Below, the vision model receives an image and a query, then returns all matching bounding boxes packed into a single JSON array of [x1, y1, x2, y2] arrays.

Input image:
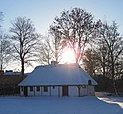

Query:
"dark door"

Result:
[[24, 86, 28, 96], [62, 85, 68, 96]]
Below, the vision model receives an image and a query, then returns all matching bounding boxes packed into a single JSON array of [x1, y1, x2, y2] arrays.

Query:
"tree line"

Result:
[[0, 8, 123, 95]]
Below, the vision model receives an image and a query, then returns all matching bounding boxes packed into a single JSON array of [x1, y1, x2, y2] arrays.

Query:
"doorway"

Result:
[[62, 85, 68, 96], [24, 86, 28, 96]]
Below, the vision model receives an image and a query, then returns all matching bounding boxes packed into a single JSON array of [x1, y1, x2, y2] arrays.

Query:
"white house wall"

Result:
[[20, 91, 23, 96], [82, 86, 88, 96], [51, 86, 59, 96], [69, 86, 88, 97], [20, 87, 24, 96], [22, 86, 60, 96], [87, 86, 95, 95], [42, 87, 50, 96], [20, 85, 95, 97], [28, 87, 34, 96], [69, 86, 78, 96], [34, 87, 41, 96]]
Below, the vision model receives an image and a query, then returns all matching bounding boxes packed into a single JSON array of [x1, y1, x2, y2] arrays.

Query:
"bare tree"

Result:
[[0, 12, 11, 70], [37, 37, 53, 65], [0, 33, 11, 70], [98, 21, 123, 95], [49, 28, 63, 63], [96, 39, 110, 78], [10, 17, 39, 77], [83, 48, 99, 76], [37, 34, 62, 65], [50, 8, 99, 63]]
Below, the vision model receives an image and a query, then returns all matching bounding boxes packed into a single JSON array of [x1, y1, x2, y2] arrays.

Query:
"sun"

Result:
[[61, 48, 75, 63]]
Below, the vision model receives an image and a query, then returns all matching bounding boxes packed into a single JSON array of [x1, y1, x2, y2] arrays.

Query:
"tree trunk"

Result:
[[102, 64, 106, 77], [21, 59, 24, 79], [55, 49, 58, 63], [113, 78, 119, 96], [76, 41, 81, 64], [0, 64, 2, 70], [111, 55, 118, 96]]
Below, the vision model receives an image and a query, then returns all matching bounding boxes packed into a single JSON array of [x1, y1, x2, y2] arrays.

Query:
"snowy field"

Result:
[[0, 96, 123, 114]]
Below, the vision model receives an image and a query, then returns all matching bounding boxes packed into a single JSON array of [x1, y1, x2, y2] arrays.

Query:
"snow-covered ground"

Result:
[[0, 96, 122, 114], [98, 96, 123, 108]]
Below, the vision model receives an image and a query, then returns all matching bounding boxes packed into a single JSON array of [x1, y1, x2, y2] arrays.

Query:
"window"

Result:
[[44, 86, 48, 92], [30, 86, 33, 91], [88, 80, 92, 85], [37, 86, 40, 91]]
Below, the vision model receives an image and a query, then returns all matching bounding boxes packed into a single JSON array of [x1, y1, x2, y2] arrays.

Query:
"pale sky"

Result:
[[0, 0, 123, 72], [0, 0, 123, 35]]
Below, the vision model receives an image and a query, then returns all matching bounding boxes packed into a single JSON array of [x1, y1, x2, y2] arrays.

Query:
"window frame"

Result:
[[36, 86, 40, 91], [88, 80, 92, 85], [43, 86, 48, 92], [30, 86, 33, 91]]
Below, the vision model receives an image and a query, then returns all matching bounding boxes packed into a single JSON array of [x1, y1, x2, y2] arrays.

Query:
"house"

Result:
[[0, 70, 29, 76], [18, 63, 97, 97], [4, 70, 21, 76]]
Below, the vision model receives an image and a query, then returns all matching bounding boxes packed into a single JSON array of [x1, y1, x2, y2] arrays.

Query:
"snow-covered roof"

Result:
[[19, 63, 97, 86]]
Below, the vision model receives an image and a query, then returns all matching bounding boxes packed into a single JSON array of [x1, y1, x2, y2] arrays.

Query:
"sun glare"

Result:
[[61, 48, 75, 63]]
